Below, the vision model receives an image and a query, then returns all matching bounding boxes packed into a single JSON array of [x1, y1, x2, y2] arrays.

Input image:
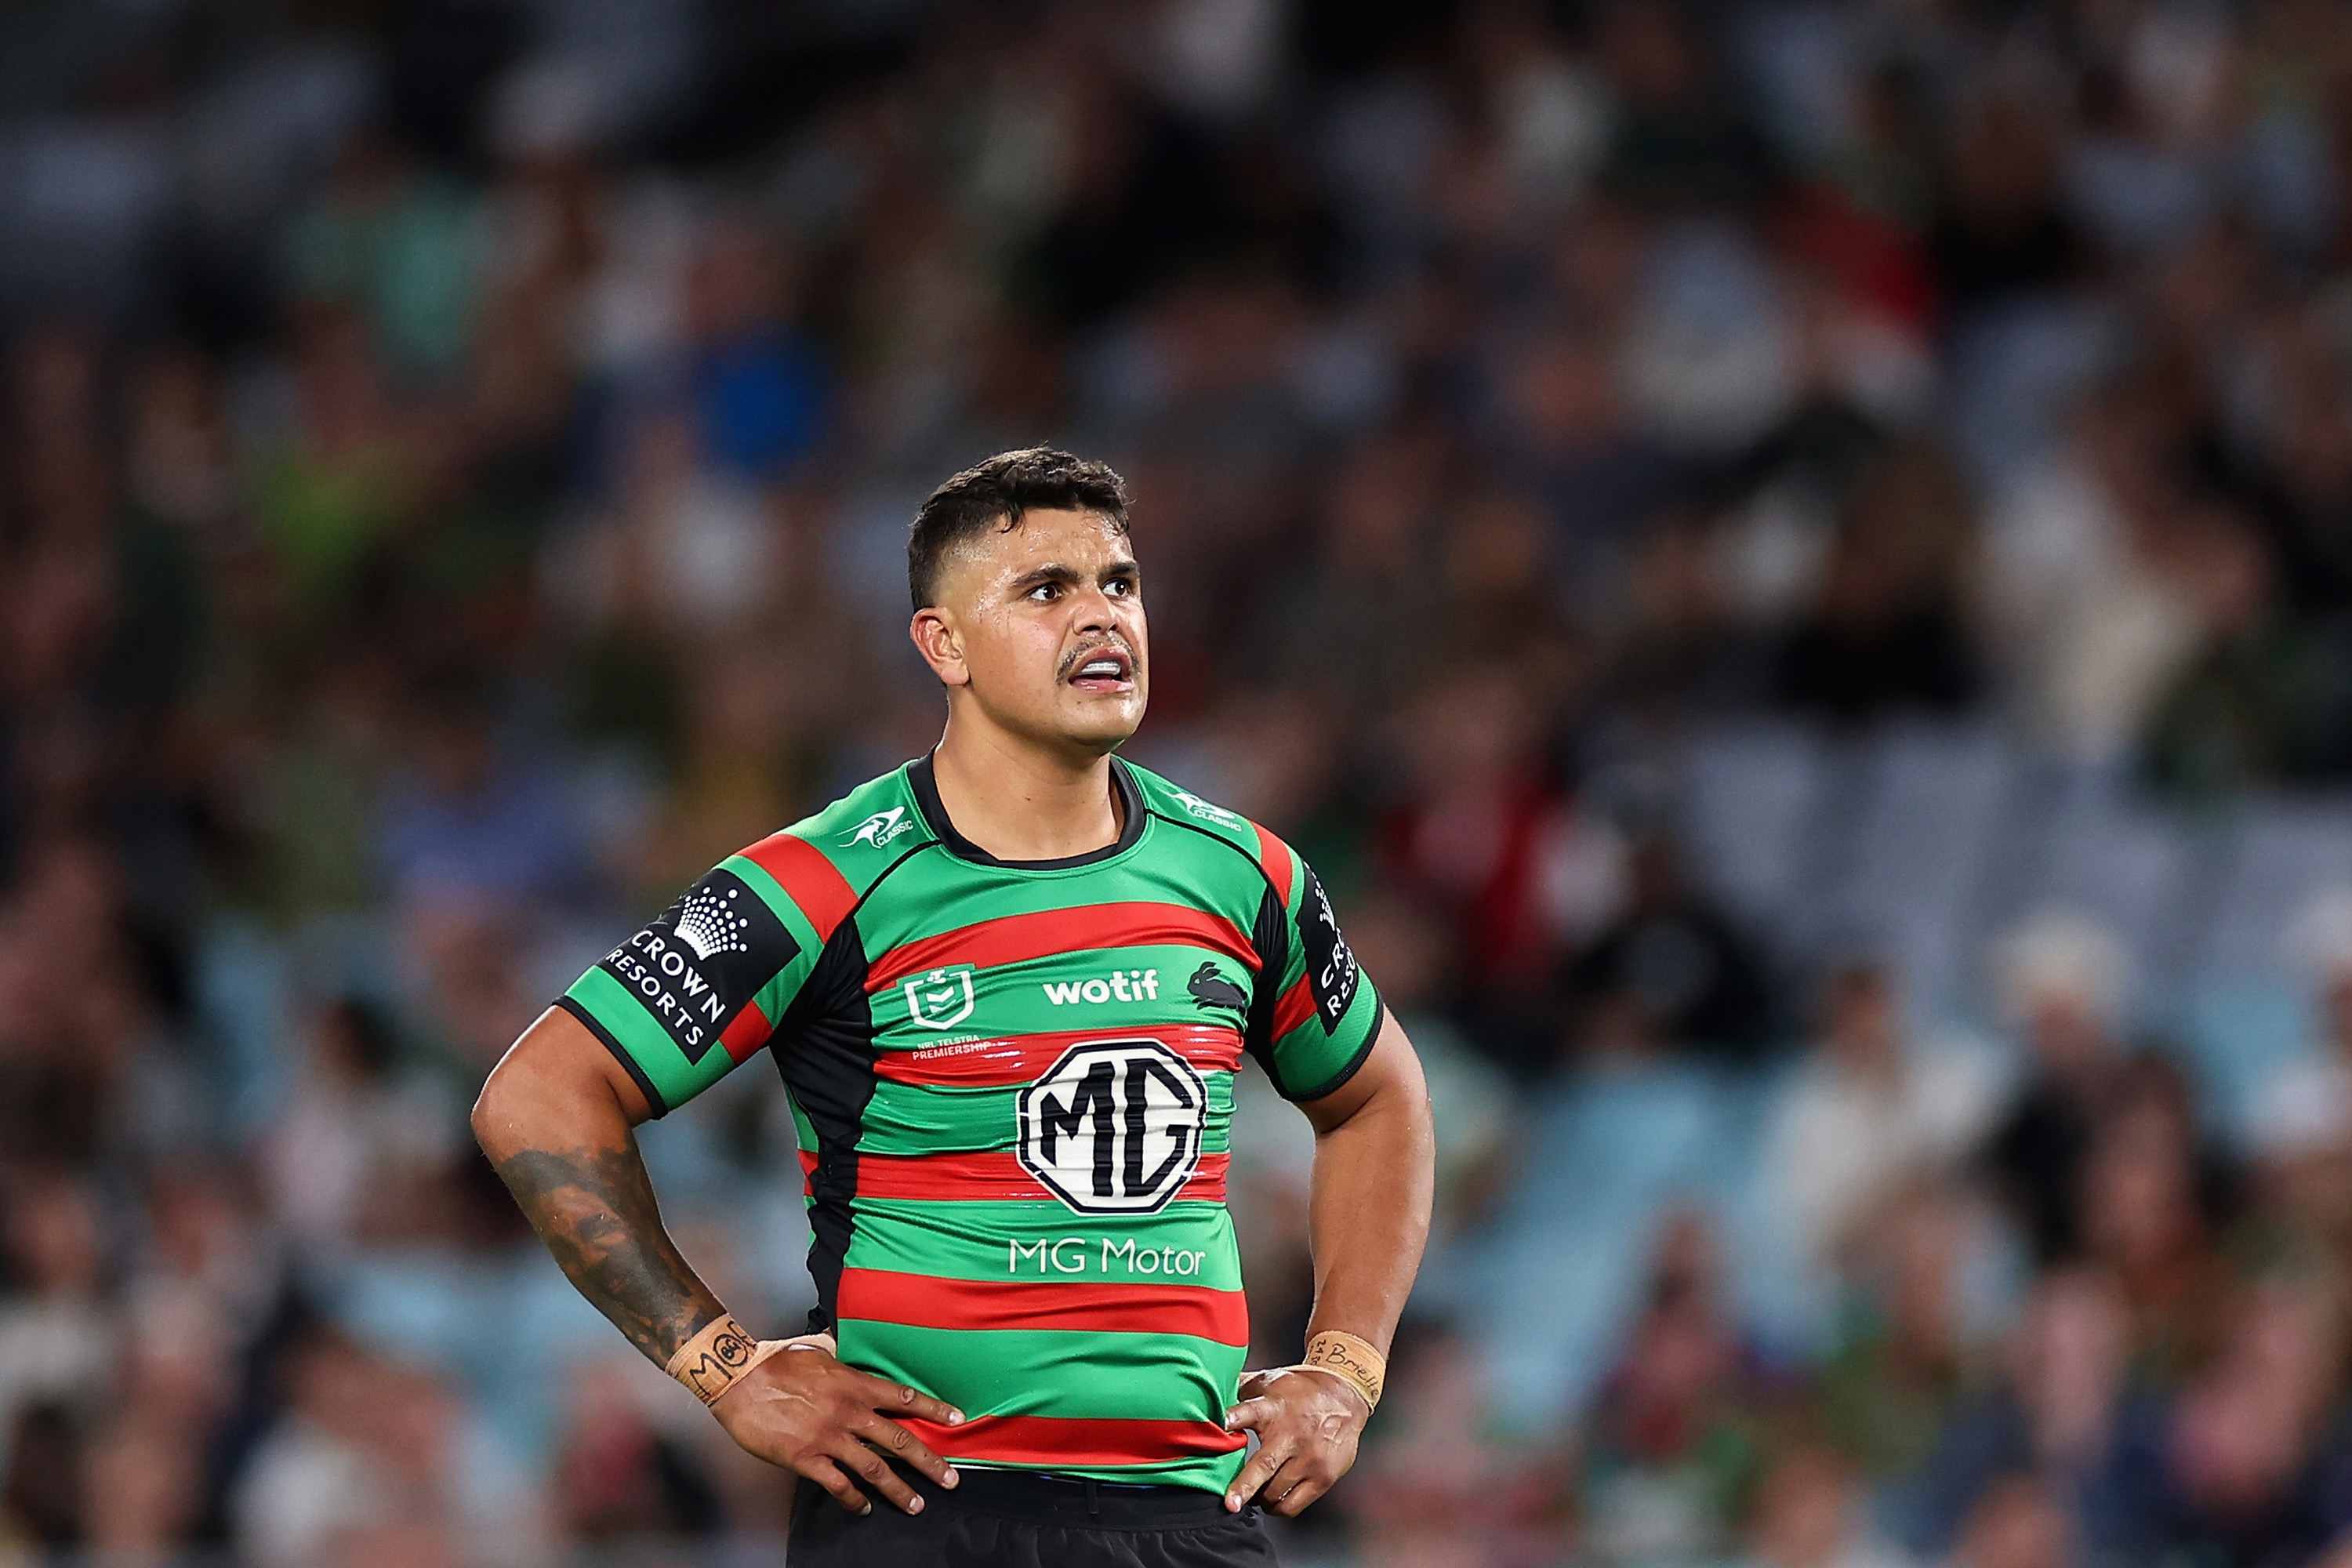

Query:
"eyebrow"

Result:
[[1007, 560, 1142, 593]]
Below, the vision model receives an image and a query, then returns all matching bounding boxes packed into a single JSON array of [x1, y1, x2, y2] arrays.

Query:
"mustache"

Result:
[[1056, 637, 1138, 680]]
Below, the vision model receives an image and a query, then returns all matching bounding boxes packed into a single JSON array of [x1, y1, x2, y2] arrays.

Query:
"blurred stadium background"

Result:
[[12, 0, 2352, 1564]]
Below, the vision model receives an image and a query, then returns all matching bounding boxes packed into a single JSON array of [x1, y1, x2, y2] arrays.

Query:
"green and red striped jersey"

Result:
[[555, 753, 1385, 1493]]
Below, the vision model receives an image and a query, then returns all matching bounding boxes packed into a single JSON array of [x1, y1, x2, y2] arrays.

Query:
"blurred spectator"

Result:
[[1978, 382, 2292, 774], [2077, 1058, 2235, 1380], [227, 655, 400, 922], [252, 306, 426, 626], [1943, 1475, 2083, 1568], [1929, 90, 2083, 315], [1774, 448, 1984, 724], [1497, 317, 1680, 580], [117, 1163, 274, 1554], [1381, 662, 1625, 1053], [551, 1356, 720, 1541], [1893, 1269, 2151, 1563], [376, 681, 589, 913], [677, 222, 830, 484], [1271, 434, 1449, 710], [1730, 1446, 1913, 1568], [0, 839, 150, 1167], [2241, 300, 2352, 620], [1983, 913, 2133, 1265], [629, 638, 799, 902], [1758, 962, 2001, 1299], [231, 1332, 543, 1568], [287, 136, 485, 386], [377, 678, 594, 1070], [260, 996, 462, 1258], [0, 1174, 118, 1445], [0, 1173, 118, 1552], [2250, 889, 2352, 1168], [1578, 1211, 1771, 1565], [1813, 1184, 1991, 1484], [1564, 833, 1776, 1065], [1610, 505, 1768, 717], [575, 410, 784, 641], [2139, 508, 2343, 797], [1347, 1327, 1569, 1567], [2, 1400, 85, 1551], [82, 1406, 207, 1564], [1593, 1, 1773, 216], [2135, 1279, 2352, 1567]]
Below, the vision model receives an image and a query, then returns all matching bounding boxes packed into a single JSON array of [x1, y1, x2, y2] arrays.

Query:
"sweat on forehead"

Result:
[[906, 446, 1131, 610]]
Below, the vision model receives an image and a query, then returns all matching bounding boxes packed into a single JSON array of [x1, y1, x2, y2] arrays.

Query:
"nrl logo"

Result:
[[842, 806, 916, 849], [903, 965, 977, 1029], [1171, 789, 1241, 826]]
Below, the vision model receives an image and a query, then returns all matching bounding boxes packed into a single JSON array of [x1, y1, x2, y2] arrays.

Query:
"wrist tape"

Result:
[[1301, 1330, 1386, 1413], [665, 1315, 780, 1406]]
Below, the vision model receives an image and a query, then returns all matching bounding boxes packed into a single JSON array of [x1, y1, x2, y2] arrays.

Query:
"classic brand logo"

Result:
[[902, 965, 977, 1029], [842, 806, 916, 849], [1171, 789, 1242, 825], [1017, 1038, 1206, 1215]]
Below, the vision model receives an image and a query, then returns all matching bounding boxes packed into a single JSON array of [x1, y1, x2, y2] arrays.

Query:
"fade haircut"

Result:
[[908, 447, 1131, 611]]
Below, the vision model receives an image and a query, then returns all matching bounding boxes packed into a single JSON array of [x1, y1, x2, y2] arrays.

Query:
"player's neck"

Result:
[[929, 717, 1123, 863]]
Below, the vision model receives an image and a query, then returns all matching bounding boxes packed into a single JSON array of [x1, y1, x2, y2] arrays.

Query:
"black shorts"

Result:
[[787, 1461, 1278, 1567]]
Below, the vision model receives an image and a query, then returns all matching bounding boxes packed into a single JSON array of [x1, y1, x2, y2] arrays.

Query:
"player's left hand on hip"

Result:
[[1220, 1364, 1368, 1518]]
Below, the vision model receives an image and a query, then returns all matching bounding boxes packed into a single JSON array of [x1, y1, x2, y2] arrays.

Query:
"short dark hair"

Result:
[[908, 446, 1131, 611]]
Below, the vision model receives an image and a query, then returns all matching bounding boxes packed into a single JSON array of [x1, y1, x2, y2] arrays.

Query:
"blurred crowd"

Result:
[[13, 0, 2352, 1563]]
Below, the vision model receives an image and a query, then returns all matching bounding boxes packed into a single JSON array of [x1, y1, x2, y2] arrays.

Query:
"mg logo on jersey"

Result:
[[902, 965, 977, 1029], [1017, 1040, 1206, 1215]]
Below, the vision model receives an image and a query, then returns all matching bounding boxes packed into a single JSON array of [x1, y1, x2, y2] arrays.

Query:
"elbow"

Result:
[[469, 1081, 498, 1156], [470, 1012, 635, 1157], [470, 1061, 516, 1156]]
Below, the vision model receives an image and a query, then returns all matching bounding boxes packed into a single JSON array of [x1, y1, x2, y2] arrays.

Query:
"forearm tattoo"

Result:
[[490, 1139, 722, 1363]]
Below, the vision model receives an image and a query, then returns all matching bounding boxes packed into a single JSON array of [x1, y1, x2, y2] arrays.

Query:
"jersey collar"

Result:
[[908, 752, 1145, 870]]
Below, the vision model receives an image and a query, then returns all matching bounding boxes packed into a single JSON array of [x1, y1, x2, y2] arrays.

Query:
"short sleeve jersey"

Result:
[[556, 754, 1384, 1493]]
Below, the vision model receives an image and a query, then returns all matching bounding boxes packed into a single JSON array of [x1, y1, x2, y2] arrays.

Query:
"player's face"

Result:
[[919, 507, 1149, 753]]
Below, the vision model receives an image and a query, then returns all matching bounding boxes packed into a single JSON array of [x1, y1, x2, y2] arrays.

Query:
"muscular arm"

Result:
[[472, 1008, 720, 1361], [1224, 1010, 1436, 1515], [1298, 1009, 1436, 1353], [473, 1007, 963, 1515]]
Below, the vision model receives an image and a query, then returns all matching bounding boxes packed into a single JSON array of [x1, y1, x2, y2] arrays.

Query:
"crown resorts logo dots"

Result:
[[675, 885, 753, 961]]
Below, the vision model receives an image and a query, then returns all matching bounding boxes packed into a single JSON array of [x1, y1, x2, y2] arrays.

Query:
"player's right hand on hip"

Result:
[[710, 1336, 964, 1515]]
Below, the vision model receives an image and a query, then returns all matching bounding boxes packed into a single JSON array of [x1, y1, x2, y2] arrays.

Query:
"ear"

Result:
[[909, 607, 970, 687]]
